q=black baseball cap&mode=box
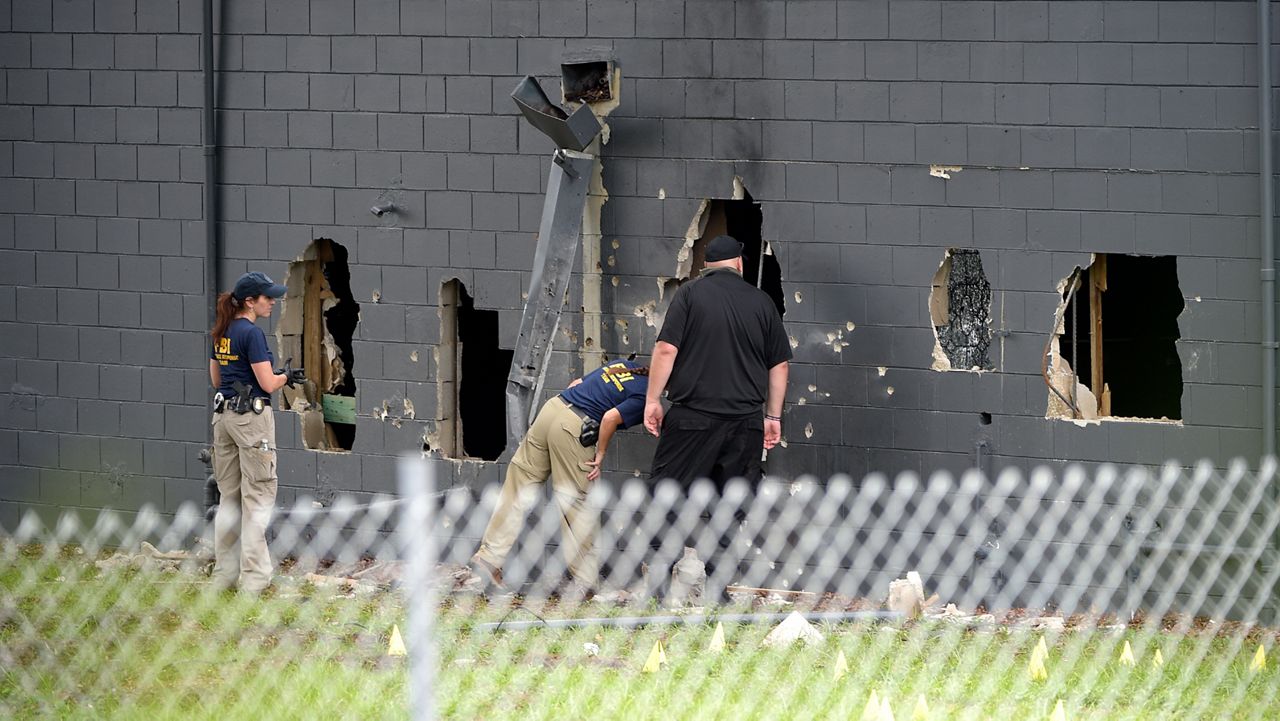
[233,271,287,300]
[705,235,743,262]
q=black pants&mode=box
[650,405,764,487]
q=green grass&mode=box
[3,545,1278,720]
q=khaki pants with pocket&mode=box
[473,397,600,586]
[211,406,278,592]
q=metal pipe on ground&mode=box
[473,610,902,633]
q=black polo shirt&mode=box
[657,267,792,418]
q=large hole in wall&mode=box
[438,279,513,461]
[1046,254,1183,422]
[930,249,993,371]
[278,238,360,451]
[687,191,785,318]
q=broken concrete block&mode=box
[887,577,924,619]
[761,611,824,648]
[666,546,706,608]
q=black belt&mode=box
[558,395,591,421]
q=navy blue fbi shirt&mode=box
[560,360,649,428]
[211,318,274,400]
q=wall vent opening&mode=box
[279,238,359,451]
[1047,254,1183,422]
[688,192,785,318]
[930,249,993,371]
[438,279,513,461]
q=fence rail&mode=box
[2,460,1278,719]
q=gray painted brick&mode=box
[265,74,309,110]
[712,120,761,159]
[120,255,162,291]
[735,0,785,39]
[865,41,916,80]
[39,253,77,288]
[354,0,400,34]
[1023,43,1075,83]
[812,122,862,162]
[265,148,311,186]
[916,124,965,164]
[663,39,712,77]
[1049,1,1103,41]
[786,1,837,40]
[116,108,158,144]
[376,36,420,74]
[890,82,940,122]
[310,75,354,111]
[72,34,113,69]
[55,216,95,251]
[32,107,73,141]
[97,290,141,327]
[941,83,994,123]
[38,324,78,361]
[355,151,401,188]
[377,113,422,151]
[683,79,732,118]
[115,35,157,70]
[1187,130,1244,173]
[685,0,733,39]
[34,178,74,215]
[157,35,198,70]
[889,1,940,40]
[916,41,968,82]
[355,74,400,111]
[785,80,835,120]
[994,1,1047,41]
[32,34,71,67]
[1021,127,1074,168]
[786,163,837,202]
[158,108,200,144]
[445,75,490,113]
[13,141,52,177]
[815,202,866,242]
[13,215,53,251]
[1133,44,1187,86]
[764,39,814,79]
[813,40,864,80]
[7,69,47,104]
[135,71,177,107]
[890,166,945,205]
[1158,1,1214,42]
[1131,128,1186,170]
[1053,170,1107,210]
[243,186,288,222]
[94,145,135,180]
[1080,212,1137,254]
[333,112,378,149]
[713,39,764,79]
[1107,172,1162,213]
[97,217,139,254]
[1162,174,1218,214]
[332,37,376,73]
[996,83,1049,125]
[447,153,493,191]
[287,36,331,72]
[1049,85,1104,126]
[118,181,161,218]
[588,0,635,36]
[1188,45,1244,87]
[735,79,784,119]
[1160,87,1216,129]
[863,124,914,163]
[73,107,115,142]
[969,42,1022,82]
[310,0,354,34]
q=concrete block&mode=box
[786,163,838,202]
[1188,45,1244,87]
[587,0,635,36]
[1130,128,1186,171]
[33,107,74,142]
[242,36,284,71]
[814,202,866,243]
[812,40,863,81]
[425,191,472,230]
[447,153,493,191]
[97,290,142,328]
[47,70,90,106]
[995,169,1051,210]
[289,187,335,224]
[1162,173,1217,214]
[1021,127,1073,168]
[996,83,1049,125]
[158,108,201,145]
[867,206,920,247]
[355,74,400,112]
[1133,44,1188,86]
[974,208,1027,250]
[761,201,815,243]
[71,34,113,68]
[377,113,423,151]
[915,41,968,82]
[969,43,1022,82]
[1049,1,1103,41]
[890,166,945,205]
[889,82,941,122]
[711,119,761,159]
[888,1,940,40]
[965,125,1017,167]
[812,122,861,162]
[1052,170,1107,211]
[72,107,114,142]
[1186,130,1244,173]
[920,206,972,247]
[445,75,491,114]
[684,79,732,118]
[375,36,420,74]
[785,1,837,39]
[733,160,786,200]
[1159,2,1214,42]
[940,83,994,123]
[1107,172,1162,213]
[311,0,355,34]
[865,41,916,80]
[266,148,312,186]
[284,36,330,73]
[38,324,78,361]
[309,74,354,111]
[157,35,198,70]
[1023,43,1076,83]
[333,112,378,150]
[994,1,1047,41]
[863,123,914,164]
[331,37,376,73]
[636,78,686,117]
[734,79,785,119]
[1160,87,1216,129]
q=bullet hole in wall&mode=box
[930,249,993,372]
[689,191,785,318]
[279,238,360,452]
[1050,254,1183,421]
[439,279,513,461]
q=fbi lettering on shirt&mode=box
[213,337,239,366]
[600,363,635,390]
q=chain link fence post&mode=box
[398,454,436,721]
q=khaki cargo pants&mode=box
[473,397,601,586]
[211,406,278,593]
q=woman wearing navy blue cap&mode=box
[208,271,305,593]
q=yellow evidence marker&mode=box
[1250,644,1267,672]
[708,621,726,653]
[911,695,930,720]
[1119,640,1136,667]
[878,695,896,721]
[1152,648,1165,667]
[833,649,850,681]
[1028,639,1049,681]
[387,624,407,657]
[1049,699,1067,721]
[861,690,882,721]
[642,639,667,673]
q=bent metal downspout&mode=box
[1260,0,1276,462]
[202,0,219,335]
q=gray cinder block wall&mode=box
[0,0,1273,540]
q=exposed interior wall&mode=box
[930,249,993,372]
[677,186,784,317]
[277,238,359,451]
[1046,255,1184,423]
[435,279,513,461]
